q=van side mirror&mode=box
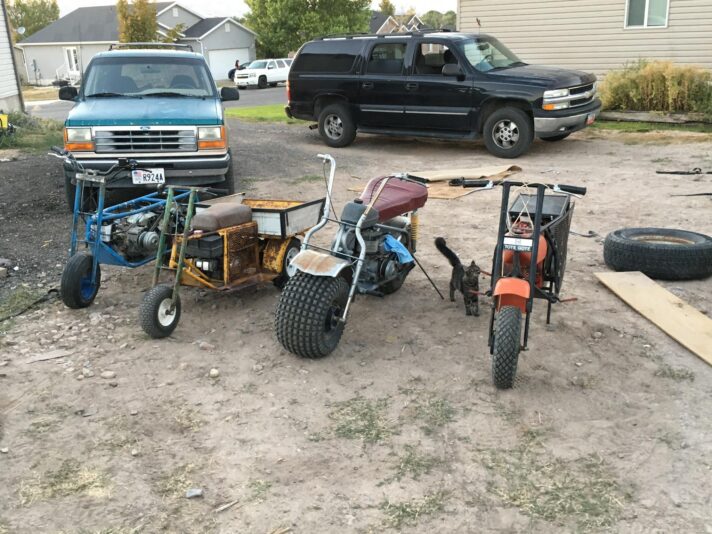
[442,64,463,77]
[59,86,78,101]
[220,86,240,102]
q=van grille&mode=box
[94,127,197,153]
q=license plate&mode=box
[586,113,596,125]
[504,236,533,252]
[131,168,165,185]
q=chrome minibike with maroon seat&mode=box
[275,154,429,359]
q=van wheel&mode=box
[258,76,268,89]
[483,107,534,159]
[318,103,356,148]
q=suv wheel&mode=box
[318,104,356,148]
[258,75,268,89]
[483,107,534,159]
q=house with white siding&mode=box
[15,1,257,85]
[0,0,23,112]
[457,0,712,75]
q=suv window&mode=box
[366,43,406,75]
[267,61,276,69]
[413,43,457,76]
[292,40,362,73]
[277,60,286,68]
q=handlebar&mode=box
[450,178,586,196]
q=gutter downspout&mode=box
[1,0,25,112]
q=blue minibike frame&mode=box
[56,147,191,301]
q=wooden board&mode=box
[596,271,712,366]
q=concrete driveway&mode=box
[26,85,287,122]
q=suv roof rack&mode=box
[108,42,194,52]
[318,28,453,40]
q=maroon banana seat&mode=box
[359,176,428,222]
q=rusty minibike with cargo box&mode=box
[275,154,429,358]
[451,177,587,389]
[138,187,324,338]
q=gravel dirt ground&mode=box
[1,122,711,533]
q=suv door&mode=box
[358,41,409,128]
[276,59,289,81]
[403,41,474,131]
[266,60,277,82]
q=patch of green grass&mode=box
[247,479,272,502]
[19,460,109,505]
[380,445,443,485]
[655,363,695,382]
[592,120,712,134]
[0,286,46,322]
[328,396,395,444]
[404,395,456,435]
[477,432,630,530]
[379,490,449,529]
[225,104,300,124]
[0,112,63,152]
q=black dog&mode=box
[435,237,480,316]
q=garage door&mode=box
[208,48,250,81]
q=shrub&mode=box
[599,60,712,114]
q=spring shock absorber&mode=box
[410,210,419,252]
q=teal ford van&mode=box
[59,46,240,208]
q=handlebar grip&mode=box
[557,184,587,195]
[451,178,491,188]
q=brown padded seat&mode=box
[192,203,252,232]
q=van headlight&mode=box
[197,126,226,150]
[64,127,94,151]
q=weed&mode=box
[241,382,258,394]
[476,432,630,530]
[657,431,685,450]
[157,464,197,497]
[328,397,395,444]
[402,394,456,435]
[380,445,443,485]
[655,364,695,382]
[19,460,109,505]
[379,490,448,529]
[173,406,204,433]
[24,417,60,437]
[247,479,272,502]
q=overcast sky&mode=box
[57,0,457,18]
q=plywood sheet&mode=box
[596,271,712,366]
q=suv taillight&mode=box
[286,80,290,103]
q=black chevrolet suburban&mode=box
[285,31,601,158]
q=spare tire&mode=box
[603,228,712,280]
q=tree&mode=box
[7,0,59,42]
[378,0,395,17]
[162,23,186,43]
[420,10,457,30]
[245,0,371,58]
[117,0,157,43]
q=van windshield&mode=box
[456,37,526,72]
[83,56,216,98]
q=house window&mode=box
[626,0,669,28]
[225,23,231,33]
[172,7,179,17]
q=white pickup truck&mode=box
[234,58,293,89]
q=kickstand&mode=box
[412,254,444,300]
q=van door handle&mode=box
[405,83,419,91]
[362,82,374,90]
